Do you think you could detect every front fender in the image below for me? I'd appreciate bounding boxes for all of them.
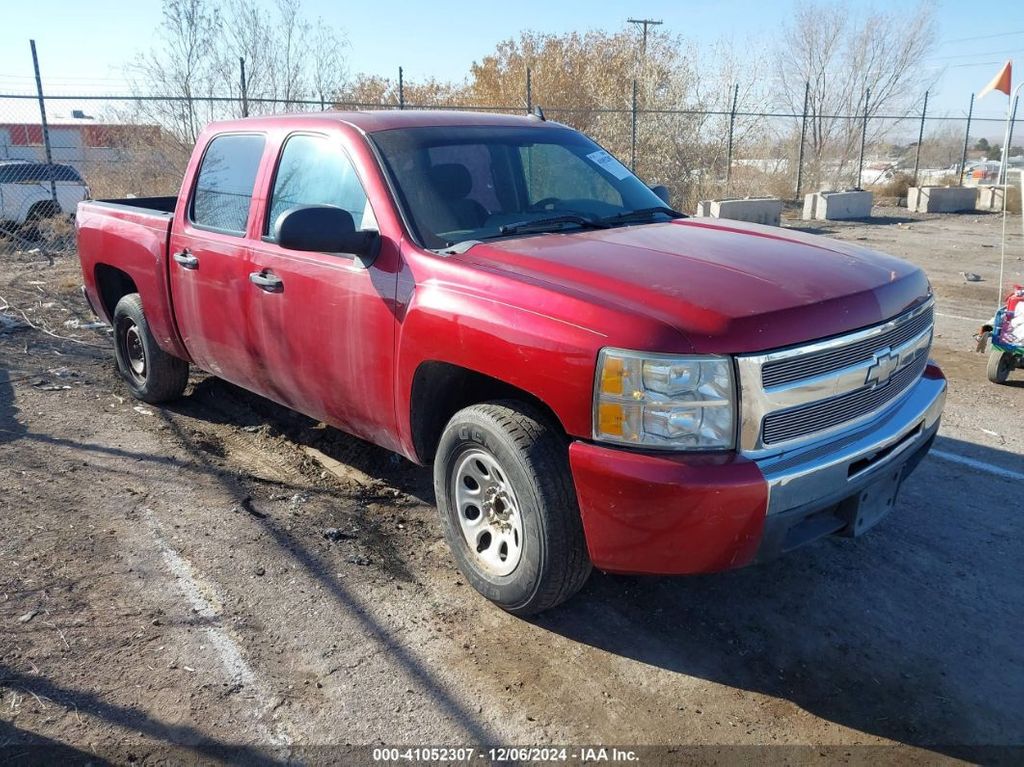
[393,254,690,456]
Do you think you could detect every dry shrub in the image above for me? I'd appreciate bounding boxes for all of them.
[83,131,190,200]
[871,172,914,198]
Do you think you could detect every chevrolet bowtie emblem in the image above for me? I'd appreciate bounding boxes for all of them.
[865,348,900,389]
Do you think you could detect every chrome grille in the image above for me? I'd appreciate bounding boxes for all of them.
[762,306,933,388]
[761,353,928,445]
[736,300,934,454]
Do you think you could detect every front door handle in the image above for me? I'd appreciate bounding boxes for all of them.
[249,271,283,292]
[173,250,199,269]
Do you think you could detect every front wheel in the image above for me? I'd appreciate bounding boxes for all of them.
[113,293,189,403]
[434,401,591,616]
[987,349,1015,384]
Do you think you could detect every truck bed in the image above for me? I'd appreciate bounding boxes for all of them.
[90,196,177,215]
[77,197,188,358]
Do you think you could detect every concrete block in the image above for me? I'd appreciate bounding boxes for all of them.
[976,185,1005,211]
[695,197,783,227]
[907,186,977,213]
[802,190,873,220]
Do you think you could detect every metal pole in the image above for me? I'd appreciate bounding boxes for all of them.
[526,67,532,114]
[856,87,870,190]
[726,83,739,188]
[997,93,1014,187]
[912,90,928,187]
[959,93,974,186]
[630,78,638,171]
[398,67,404,110]
[29,40,56,206]
[1004,95,1019,182]
[239,57,249,117]
[795,81,809,198]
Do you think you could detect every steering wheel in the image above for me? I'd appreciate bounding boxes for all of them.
[528,197,561,212]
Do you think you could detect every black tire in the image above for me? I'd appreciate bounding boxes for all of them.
[986,349,1015,384]
[113,293,188,403]
[434,400,591,616]
[27,200,61,222]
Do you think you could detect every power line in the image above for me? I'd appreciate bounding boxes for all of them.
[927,47,1021,62]
[942,29,1024,45]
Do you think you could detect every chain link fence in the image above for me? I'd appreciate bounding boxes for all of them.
[1,79,1020,256]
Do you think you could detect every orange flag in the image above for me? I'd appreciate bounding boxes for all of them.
[979,60,1012,98]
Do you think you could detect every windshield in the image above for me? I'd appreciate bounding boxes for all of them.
[369,125,672,249]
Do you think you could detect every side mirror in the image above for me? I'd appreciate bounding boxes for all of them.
[274,204,380,267]
[650,185,671,205]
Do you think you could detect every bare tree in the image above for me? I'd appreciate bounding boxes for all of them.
[128,0,349,135]
[774,1,937,188]
[310,23,349,108]
[129,0,223,144]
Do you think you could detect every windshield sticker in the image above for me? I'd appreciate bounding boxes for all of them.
[586,149,632,180]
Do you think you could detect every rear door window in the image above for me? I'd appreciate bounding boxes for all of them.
[190,134,265,235]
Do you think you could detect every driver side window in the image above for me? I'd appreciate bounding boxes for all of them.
[266,134,377,238]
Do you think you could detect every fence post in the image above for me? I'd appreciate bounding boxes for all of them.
[912,90,928,187]
[795,81,809,199]
[856,87,870,190]
[526,67,532,114]
[959,93,974,185]
[398,67,404,110]
[239,57,249,117]
[726,83,739,189]
[29,40,57,206]
[630,78,638,171]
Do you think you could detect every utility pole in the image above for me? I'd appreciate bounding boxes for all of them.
[627,18,663,57]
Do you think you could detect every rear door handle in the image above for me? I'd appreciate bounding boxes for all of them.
[173,250,199,269]
[249,270,283,292]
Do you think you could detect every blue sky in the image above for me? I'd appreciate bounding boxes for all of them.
[1,0,1023,123]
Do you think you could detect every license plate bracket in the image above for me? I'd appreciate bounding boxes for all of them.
[837,468,903,537]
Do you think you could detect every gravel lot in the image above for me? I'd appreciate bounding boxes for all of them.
[1,207,1022,764]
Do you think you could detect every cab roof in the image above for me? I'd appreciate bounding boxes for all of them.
[206,109,565,135]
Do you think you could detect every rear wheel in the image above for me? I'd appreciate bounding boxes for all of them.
[434,401,591,616]
[113,293,188,403]
[987,349,1015,384]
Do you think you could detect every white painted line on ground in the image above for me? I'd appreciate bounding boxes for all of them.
[143,509,292,747]
[935,312,989,323]
[929,448,1024,482]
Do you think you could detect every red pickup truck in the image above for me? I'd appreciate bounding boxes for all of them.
[77,111,946,615]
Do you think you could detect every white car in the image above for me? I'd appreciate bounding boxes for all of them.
[0,161,89,229]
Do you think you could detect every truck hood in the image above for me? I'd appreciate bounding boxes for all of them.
[455,218,930,354]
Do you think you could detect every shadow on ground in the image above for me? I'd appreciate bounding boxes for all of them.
[164,376,1023,760]
[8,354,1019,760]
[532,434,1022,761]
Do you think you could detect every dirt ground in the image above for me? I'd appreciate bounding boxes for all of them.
[1,207,1022,765]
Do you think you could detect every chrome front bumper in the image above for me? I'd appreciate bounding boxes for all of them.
[751,368,946,558]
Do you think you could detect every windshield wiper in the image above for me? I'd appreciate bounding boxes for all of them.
[598,206,686,225]
[497,214,610,237]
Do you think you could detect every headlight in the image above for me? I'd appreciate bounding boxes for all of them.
[593,348,735,449]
